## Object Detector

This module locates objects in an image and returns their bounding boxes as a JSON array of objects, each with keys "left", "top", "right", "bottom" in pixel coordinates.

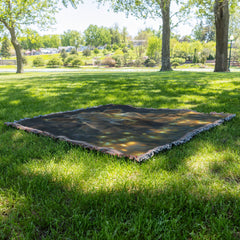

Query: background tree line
[
  {"left": 1, "top": 25, "right": 240, "bottom": 69},
  {"left": 0, "top": 0, "right": 239, "bottom": 73}
]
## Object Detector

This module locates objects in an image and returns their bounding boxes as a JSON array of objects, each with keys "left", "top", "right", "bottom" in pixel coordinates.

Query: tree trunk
[
  {"left": 160, "top": 0, "right": 172, "bottom": 71},
  {"left": 9, "top": 27, "right": 24, "bottom": 73},
  {"left": 214, "top": 0, "right": 229, "bottom": 72}
]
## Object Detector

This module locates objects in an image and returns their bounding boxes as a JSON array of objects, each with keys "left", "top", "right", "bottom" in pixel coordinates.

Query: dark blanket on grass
[{"left": 5, "top": 104, "right": 235, "bottom": 162}]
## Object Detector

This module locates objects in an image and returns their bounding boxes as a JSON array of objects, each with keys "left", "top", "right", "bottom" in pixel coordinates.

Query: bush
[
  {"left": 93, "top": 48, "right": 99, "bottom": 54},
  {"left": 170, "top": 58, "right": 185, "bottom": 65},
  {"left": 144, "top": 58, "right": 156, "bottom": 67},
  {"left": 64, "top": 56, "right": 83, "bottom": 67},
  {"left": 106, "top": 45, "right": 112, "bottom": 51},
  {"left": 133, "top": 58, "right": 143, "bottom": 67},
  {"left": 32, "top": 56, "right": 45, "bottom": 67},
  {"left": 71, "top": 57, "right": 83, "bottom": 67},
  {"left": 112, "top": 55, "right": 123, "bottom": 67},
  {"left": 94, "top": 58, "right": 101, "bottom": 66},
  {"left": 64, "top": 56, "right": 75, "bottom": 66},
  {"left": 112, "top": 44, "right": 119, "bottom": 51},
  {"left": 200, "top": 56, "right": 207, "bottom": 64},
  {"left": 47, "top": 57, "right": 63, "bottom": 68},
  {"left": 123, "top": 53, "right": 130, "bottom": 67},
  {"left": 103, "top": 49, "right": 108, "bottom": 55},
  {"left": 82, "top": 49, "right": 91, "bottom": 57},
  {"left": 70, "top": 48, "right": 78, "bottom": 55},
  {"left": 122, "top": 47, "right": 128, "bottom": 53},
  {"left": 114, "top": 49, "right": 124, "bottom": 55},
  {"left": 60, "top": 49, "right": 68, "bottom": 60},
  {"left": 102, "top": 57, "right": 116, "bottom": 67}
]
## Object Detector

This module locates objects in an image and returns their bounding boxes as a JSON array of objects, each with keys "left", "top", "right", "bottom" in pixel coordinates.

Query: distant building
[{"left": 39, "top": 48, "right": 58, "bottom": 54}]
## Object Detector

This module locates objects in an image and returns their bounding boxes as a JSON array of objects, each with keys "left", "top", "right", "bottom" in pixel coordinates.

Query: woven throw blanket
[{"left": 5, "top": 104, "right": 235, "bottom": 162}]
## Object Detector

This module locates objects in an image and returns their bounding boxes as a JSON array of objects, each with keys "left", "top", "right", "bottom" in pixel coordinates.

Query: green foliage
[
  {"left": 112, "top": 55, "right": 123, "bottom": 67},
  {"left": 0, "top": 1, "right": 60, "bottom": 32},
  {"left": 64, "top": 55, "right": 83, "bottom": 67},
  {"left": 135, "top": 28, "right": 154, "bottom": 42},
  {"left": 61, "top": 30, "right": 83, "bottom": 49},
  {"left": 133, "top": 58, "right": 144, "bottom": 67},
  {"left": 112, "top": 43, "right": 119, "bottom": 51},
  {"left": 103, "top": 49, "right": 108, "bottom": 55},
  {"left": 193, "top": 21, "right": 215, "bottom": 42},
  {"left": 106, "top": 44, "right": 112, "bottom": 51},
  {"left": 170, "top": 58, "right": 186, "bottom": 65},
  {"left": 40, "top": 34, "right": 61, "bottom": 48},
  {"left": 109, "top": 24, "right": 121, "bottom": 45},
  {"left": 60, "top": 49, "right": 68, "bottom": 60},
  {"left": 64, "top": 55, "right": 76, "bottom": 66},
  {"left": 93, "top": 48, "right": 100, "bottom": 54},
  {"left": 33, "top": 56, "right": 45, "bottom": 67},
  {"left": 123, "top": 53, "right": 131, "bottom": 66},
  {"left": 229, "top": 5, "right": 240, "bottom": 41},
  {"left": 19, "top": 29, "right": 42, "bottom": 51},
  {"left": 47, "top": 57, "right": 63, "bottom": 68},
  {"left": 82, "top": 49, "right": 91, "bottom": 57},
  {"left": 84, "top": 25, "right": 111, "bottom": 47},
  {"left": 144, "top": 58, "right": 156, "bottom": 67},
  {"left": 70, "top": 48, "right": 78, "bottom": 55},
  {"left": 122, "top": 47, "right": 128, "bottom": 53},
  {"left": 71, "top": 57, "right": 83, "bottom": 67},
  {"left": 171, "top": 39, "right": 216, "bottom": 62},
  {"left": 146, "top": 36, "right": 161, "bottom": 63},
  {"left": 0, "top": 37, "right": 11, "bottom": 59},
  {"left": 114, "top": 49, "right": 124, "bottom": 55}
]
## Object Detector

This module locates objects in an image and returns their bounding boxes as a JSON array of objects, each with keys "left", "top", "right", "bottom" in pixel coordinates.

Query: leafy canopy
[{"left": 0, "top": 0, "right": 60, "bottom": 31}]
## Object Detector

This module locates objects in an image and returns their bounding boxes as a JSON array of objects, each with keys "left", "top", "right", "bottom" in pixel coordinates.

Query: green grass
[{"left": 0, "top": 71, "right": 239, "bottom": 239}]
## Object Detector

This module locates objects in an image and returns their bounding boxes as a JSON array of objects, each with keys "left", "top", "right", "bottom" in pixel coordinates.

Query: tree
[
  {"left": 188, "top": 0, "right": 239, "bottom": 72},
  {"left": 121, "top": 27, "right": 129, "bottom": 44},
  {"left": 96, "top": 0, "right": 177, "bottom": 71},
  {"left": 40, "top": 34, "right": 61, "bottom": 48},
  {"left": 0, "top": 0, "right": 82, "bottom": 73},
  {"left": 193, "top": 21, "right": 215, "bottom": 42},
  {"left": 1, "top": 36, "right": 11, "bottom": 59},
  {"left": 0, "top": 0, "right": 60, "bottom": 73},
  {"left": 84, "top": 25, "right": 111, "bottom": 47},
  {"left": 134, "top": 28, "right": 154, "bottom": 44},
  {"left": 214, "top": 0, "right": 229, "bottom": 71},
  {"left": 20, "top": 29, "right": 42, "bottom": 51},
  {"left": 229, "top": 5, "right": 240, "bottom": 40},
  {"left": 146, "top": 36, "right": 162, "bottom": 63},
  {"left": 61, "top": 30, "right": 83, "bottom": 49},
  {"left": 109, "top": 24, "right": 121, "bottom": 46}
]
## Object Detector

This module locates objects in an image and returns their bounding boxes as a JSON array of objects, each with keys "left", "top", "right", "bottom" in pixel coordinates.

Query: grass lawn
[{"left": 0, "top": 71, "right": 239, "bottom": 239}]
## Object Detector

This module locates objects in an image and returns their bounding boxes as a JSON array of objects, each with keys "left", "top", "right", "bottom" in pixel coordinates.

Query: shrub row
[
  {"left": 33, "top": 56, "right": 83, "bottom": 68},
  {"left": 32, "top": 56, "right": 159, "bottom": 68}
]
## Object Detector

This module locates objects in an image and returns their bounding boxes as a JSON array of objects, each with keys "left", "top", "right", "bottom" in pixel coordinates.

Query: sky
[{"left": 40, "top": 1, "right": 195, "bottom": 37}]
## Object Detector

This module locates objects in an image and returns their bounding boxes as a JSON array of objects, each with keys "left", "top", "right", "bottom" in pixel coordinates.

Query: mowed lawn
[{"left": 0, "top": 71, "right": 239, "bottom": 239}]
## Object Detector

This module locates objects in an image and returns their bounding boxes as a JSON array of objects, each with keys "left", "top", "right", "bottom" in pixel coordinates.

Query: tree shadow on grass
[
  {"left": 1, "top": 138, "right": 240, "bottom": 239},
  {"left": 0, "top": 71, "right": 240, "bottom": 239}
]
